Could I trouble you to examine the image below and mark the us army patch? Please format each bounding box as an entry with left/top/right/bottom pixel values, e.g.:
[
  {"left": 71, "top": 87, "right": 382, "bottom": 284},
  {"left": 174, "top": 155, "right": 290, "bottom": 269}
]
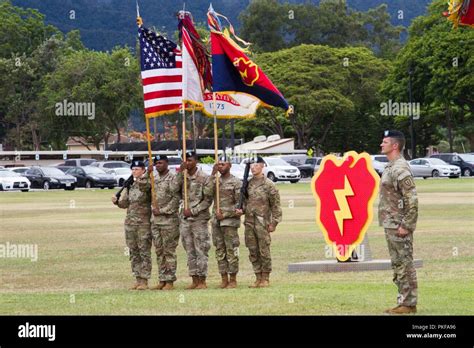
[{"left": 400, "top": 176, "right": 415, "bottom": 190}]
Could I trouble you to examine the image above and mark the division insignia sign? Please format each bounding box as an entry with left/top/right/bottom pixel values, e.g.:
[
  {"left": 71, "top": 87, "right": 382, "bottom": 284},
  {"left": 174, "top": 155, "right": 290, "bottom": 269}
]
[{"left": 312, "top": 151, "right": 380, "bottom": 261}]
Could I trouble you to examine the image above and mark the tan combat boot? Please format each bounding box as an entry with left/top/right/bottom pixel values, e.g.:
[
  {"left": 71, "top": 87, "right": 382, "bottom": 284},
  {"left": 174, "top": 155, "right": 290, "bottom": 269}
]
[
  {"left": 259, "top": 272, "right": 270, "bottom": 288},
  {"left": 136, "top": 278, "right": 149, "bottom": 290},
  {"left": 385, "top": 305, "right": 417, "bottom": 314},
  {"left": 150, "top": 281, "right": 166, "bottom": 290},
  {"left": 249, "top": 273, "right": 262, "bottom": 288},
  {"left": 219, "top": 273, "right": 229, "bottom": 289},
  {"left": 227, "top": 273, "right": 237, "bottom": 289},
  {"left": 129, "top": 277, "right": 141, "bottom": 290},
  {"left": 196, "top": 276, "right": 207, "bottom": 289},
  {"left": 186, "top": 275, "right": 199, "bottom": 290},
  {"left": 162, "top": 281, "right": 174, "bottom": 291}
]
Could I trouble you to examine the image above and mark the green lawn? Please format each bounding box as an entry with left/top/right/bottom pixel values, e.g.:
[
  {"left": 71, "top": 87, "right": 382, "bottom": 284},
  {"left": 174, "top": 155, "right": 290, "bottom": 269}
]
[{"left": 0, "top": 178, "right": 473, "bottom": 315}]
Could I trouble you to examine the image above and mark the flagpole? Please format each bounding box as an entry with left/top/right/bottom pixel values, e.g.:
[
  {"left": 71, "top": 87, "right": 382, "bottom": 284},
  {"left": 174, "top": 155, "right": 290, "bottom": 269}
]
[
  {"left": 145, "top": 116, "right": 157, "bottom": 209},
  {"left": 192, "top": 106, "right": 197, "bottom": 152},
  {"left": 213, "top": 92, "right": 220, "bottom": 211},
  {"left": 182, "top": 102, "right": 188, "bottom": 211}
]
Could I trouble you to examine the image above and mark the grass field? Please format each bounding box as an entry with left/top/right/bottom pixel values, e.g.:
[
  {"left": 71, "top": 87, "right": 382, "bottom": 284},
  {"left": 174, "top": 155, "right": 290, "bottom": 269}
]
[{"left": 1, "top": 178, "right": 473, "bottom": 315}]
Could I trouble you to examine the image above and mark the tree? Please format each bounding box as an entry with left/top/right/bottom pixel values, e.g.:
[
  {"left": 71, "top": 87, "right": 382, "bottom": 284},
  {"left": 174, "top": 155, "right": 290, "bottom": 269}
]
[
  {"left": 381, "top": 0, "right": 474, "bottom": 153},
  {"left": 235, "top": 44, "right": 390, "bottom": 153}
]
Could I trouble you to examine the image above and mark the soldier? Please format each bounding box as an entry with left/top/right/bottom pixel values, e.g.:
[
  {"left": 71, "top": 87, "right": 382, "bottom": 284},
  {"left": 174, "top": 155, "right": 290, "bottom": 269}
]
[
  {"left": 210, "top": 156, "right": 242, "bottom": 289},
  {"left": 379, "top": 130, "right": 419, "bottom": 314},
  {"left": 236, "top": 156, "right": 282, "bottom": 288},
  {"left": 177, "top": 151, "right": 214, "bottom": 290},
  {"left": 111, "top": 160, "right": 152, "bottom": 290},
  {"left": 138, "top": 155, "right": 180, "bottom": 291}
]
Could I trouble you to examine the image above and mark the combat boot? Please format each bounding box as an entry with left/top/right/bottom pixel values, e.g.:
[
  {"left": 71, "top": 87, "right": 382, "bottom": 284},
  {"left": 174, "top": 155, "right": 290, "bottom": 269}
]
[
  {"left": 162, "top": 281, "right": 174, "bottom": 291},
  {"left": 150, "top": 281, "right": 166, "bottom": 290},
  {"left": 196, "top": 276, "right": 207, "bottom": 289},
  {"left": 136, "top": 278, "right": 149, "bottom": 290},
  {"left": 227, "top": 273, "right": 237, "bottom": 289},
  {"left": 259, "top": 272, "right": 270, "bottom": 288},
  {"left": 219, "top": 273, "right": 229, "bottom": 289},
  {"left": 385, "top": 305, "right": 417, "bottom": 314},
  {"left": 186, "top": 275, "right": 199, "bottom": 290},
  {"left": 249, "top": 273, "right": 262, "bottom": 288},
  {"left": 129, "top": 277, "right": 141, "bottom": 290}
]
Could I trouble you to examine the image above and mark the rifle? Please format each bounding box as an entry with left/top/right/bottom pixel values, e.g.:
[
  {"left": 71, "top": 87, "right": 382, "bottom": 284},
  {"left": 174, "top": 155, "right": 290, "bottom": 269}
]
[
  {"left": 238, "top": 161, "right": 251, "bottom": 210},
  {"left": 115, "top": 175, "right": 134, "bottom": 200}
]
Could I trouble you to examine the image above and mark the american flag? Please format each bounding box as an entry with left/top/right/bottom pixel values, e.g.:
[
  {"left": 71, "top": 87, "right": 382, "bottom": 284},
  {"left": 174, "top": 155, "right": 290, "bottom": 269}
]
[{"left": 139, "top": 26, "right": 182, "bottom": 118}]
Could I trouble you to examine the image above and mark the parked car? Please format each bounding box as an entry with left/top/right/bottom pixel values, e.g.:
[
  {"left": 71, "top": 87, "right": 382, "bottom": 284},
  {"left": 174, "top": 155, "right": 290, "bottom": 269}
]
[
  {"left": 56, "top": 166, "right": 74, "bottom": 173},
  {"left": 241, "top": 157, "right": 300, "bottom": 183},
  {"left": 370, "top": 155, "right": 389, "bottom": 176},
  {"left": 57, "top": 158, "right": 97, "bottom": 167},
  {"left": 24, "top": 166, "right": 77, "bottom": 190},
  {"left": 66, "top": 166, "right": 116, "bottom": 189},
  {"left": 91, "top": 161, "right": 130, "bottom": 169},
  {"left": 430, "top": 153, "right": 474, "bottom": 177},
  {"left": 105, "top": 167, "right": 132, "bottom": 186},
  {"left": 9, "top": 167, "right": 30, "bottom": 175},
  {"left": 409, "top": 158, "right": 460, "bottom": 178},
  {"left": 289, "top": 157, "right": 322, "bottom": 178},
  {"left": 0, "top": 169, "right": 30, "bottom": 192}
]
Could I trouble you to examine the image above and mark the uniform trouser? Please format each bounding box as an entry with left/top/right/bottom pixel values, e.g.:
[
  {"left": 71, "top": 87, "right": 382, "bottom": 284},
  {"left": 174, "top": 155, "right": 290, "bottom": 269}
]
[
  {"left": 385, "top": 228, "right": 418, "bottom": 306},
  {"left": 211, "top": 223, "right": 240, "bottom": 274},
  {"left": 244, "top": 218, "right": 272, "bottom": 273},
  {"left": 125, "top": 224, "right": 152, "bottom": 279},
  {"left": 180, "top": 218, "right": 210, "bottom": 277},
  {"left": 151, "top": 223, "right": 180, "bottom": 282}
]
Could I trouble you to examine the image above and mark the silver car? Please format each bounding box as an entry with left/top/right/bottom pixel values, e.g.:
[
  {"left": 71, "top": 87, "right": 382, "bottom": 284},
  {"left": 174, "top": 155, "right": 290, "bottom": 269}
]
[{"left": 409, "top": 158, "right": 460, "bottom": 179}]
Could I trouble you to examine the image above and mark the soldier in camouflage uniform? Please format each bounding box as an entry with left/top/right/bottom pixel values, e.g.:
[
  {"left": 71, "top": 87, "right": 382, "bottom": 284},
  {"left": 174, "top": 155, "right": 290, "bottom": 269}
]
[
  {"left": 237, "top": 156, "right": 282, "bottom": 288},
  {"left": 138, "top": 155, "right": 180, "bottom": 291},
  {"left": 378, "top": 130, "right": 419, "bottom": 314},
  {"left": 210, "top": 157, "right": 242, "bottom": 289},
  {"left": 112, "top": 160, "right": 152, "bottom": 290},
  {"left": 176, "top": 151, "right": 214, "bottom": 290}
]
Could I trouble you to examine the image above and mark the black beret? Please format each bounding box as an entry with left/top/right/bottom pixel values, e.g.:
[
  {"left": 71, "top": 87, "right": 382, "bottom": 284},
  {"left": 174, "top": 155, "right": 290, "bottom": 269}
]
[
  {"left": 255, "top": 156, "right": 265, "bottom": 164},
  {"left": 218, "top": 155, "right": 231, "bottom": 162},
  {"left": 186, "top": 151, "right": 198, "bottom": 160},
  {"left": 383, "top": 130, "right": 405, "bottom": 139},
  {"left": 130, "top": 160, "right": 145, "bottom": 169},
  {"left": 153, "top": 155, "right": 168, "bottom": 163}
]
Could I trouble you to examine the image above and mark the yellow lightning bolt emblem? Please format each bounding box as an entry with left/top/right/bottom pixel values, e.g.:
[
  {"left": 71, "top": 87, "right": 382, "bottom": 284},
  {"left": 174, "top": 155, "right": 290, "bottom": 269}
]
[{"left": 333, "top": 175, "right": 354, "bottom": 236}]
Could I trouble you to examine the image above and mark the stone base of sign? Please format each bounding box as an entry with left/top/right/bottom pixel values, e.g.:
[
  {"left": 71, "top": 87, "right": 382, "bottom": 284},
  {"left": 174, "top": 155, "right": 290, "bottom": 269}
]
[{"left": 288, "top": 259, "right": 423, "bottom": 273}]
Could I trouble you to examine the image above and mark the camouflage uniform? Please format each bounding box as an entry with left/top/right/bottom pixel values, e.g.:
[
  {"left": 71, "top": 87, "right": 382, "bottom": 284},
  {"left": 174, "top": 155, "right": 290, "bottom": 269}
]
[
  {"left": 138, "top": 171, "right": 180, "bottom": 282},
  {"left": 244, "top": 176, "right": 282, "bottom": 274},
  {"left": 211, "top": 174, "right": 242, "bottom": 275},
  {"left": 117, "top": 178, "right": 152, "bottom": 280},
  {"left": 177, "top": 169, "right": 214, "bottom": 277},
  {"left": 378, "top": 155, "right": 419, "bottom": 307}
]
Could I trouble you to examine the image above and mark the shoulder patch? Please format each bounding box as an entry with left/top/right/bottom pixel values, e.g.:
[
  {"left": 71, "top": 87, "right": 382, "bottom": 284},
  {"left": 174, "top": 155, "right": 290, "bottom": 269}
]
[{"left": 400, "top": 176, "right": 415, "bottom": 190}]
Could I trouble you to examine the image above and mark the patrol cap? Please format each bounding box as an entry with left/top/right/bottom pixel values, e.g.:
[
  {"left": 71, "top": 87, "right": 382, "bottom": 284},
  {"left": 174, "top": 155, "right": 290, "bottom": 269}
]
[
  {"left": 130, "top": 160, "right": 145, "bottom": 169},
  {"left": 383, "top": 130, "right": 405, "bottom": 139},
  {"left": 186, "top": 151, "right": 199, "bottom": 160},
  {"left": 153, "top": 155, "right": 168, "bottom": 164},
  {"left": 218, "top": 155, "right": 231, "bottom": 163}
]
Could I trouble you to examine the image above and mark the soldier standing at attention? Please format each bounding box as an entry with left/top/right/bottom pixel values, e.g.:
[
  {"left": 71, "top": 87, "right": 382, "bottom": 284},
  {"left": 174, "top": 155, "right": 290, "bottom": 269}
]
[
  {"left": 210, "top": 156, "right": 243, "bottom": 289},
  {"left": 177, "top": 152, "right": 214, "bottom": 290},
  {"left": 236, "top": 156, "right": 282, "bottom": 288},
  {"left": 111, "top": 160, "right": 152, "bottom": 290},
  {"left": 138, "top": 155, "right": 180, "bottom": 291},
  {"left": 379, "top": 130, "right": 419, "bottom": 314}
]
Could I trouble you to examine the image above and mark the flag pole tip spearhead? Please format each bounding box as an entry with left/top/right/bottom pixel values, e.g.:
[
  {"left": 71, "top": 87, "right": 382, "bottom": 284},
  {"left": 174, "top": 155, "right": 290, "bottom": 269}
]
[{"left": 137, "top": 16, "right": 143, "bottom": 27}]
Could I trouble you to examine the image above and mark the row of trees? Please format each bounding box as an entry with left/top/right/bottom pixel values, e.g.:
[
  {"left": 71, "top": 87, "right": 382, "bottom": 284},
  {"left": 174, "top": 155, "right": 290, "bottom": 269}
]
[{"left": 0, "top": 0, "right": 472, "bottom": 154}]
